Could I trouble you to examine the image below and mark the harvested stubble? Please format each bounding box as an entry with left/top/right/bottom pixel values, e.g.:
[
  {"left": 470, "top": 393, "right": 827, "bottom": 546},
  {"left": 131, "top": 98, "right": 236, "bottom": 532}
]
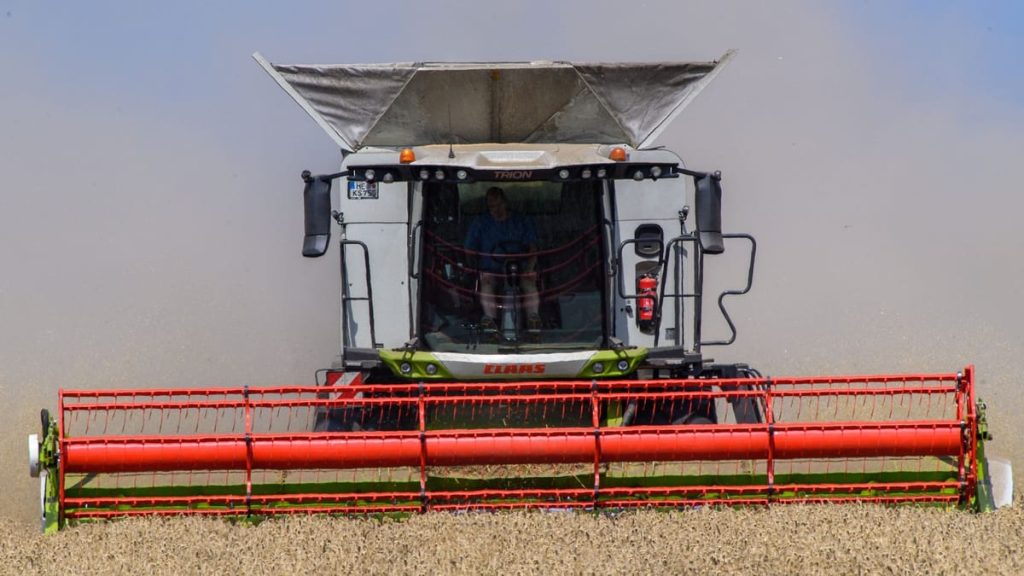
[{"left": 2, "top": 502, "right": 1023, "bottom": 576}]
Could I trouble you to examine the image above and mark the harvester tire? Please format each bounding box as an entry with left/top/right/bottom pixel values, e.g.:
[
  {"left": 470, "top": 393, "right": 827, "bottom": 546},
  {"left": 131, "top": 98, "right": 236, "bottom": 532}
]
[{"left": 673, "top": 415, "right": 715, "bottom": 426}]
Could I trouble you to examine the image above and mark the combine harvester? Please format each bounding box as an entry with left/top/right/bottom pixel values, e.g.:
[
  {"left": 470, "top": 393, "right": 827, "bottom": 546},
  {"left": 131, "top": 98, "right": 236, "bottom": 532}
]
[{"left": 27, "top": 52, "right": 1012, "bottom": 531}]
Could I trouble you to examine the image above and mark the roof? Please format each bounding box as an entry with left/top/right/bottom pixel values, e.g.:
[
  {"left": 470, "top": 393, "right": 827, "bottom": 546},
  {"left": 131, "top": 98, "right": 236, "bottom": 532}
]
[{"left": 254, "top": 52, "right": 734, "bottom": 152}]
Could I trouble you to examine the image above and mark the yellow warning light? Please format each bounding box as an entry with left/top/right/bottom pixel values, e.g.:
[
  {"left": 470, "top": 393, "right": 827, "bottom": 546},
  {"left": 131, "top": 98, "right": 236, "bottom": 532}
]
[
  {"left": 399, "top": 148, "right": 416, "bottom": 163},
  {"left": 609, "top": 147, "right": 628, "bottom": 161}
]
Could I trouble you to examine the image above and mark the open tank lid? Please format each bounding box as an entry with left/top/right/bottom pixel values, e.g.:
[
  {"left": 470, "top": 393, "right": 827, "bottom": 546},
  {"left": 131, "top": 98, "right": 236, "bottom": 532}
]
[{"left": 254, "top": 51, "right": 734, "bottom": 152}]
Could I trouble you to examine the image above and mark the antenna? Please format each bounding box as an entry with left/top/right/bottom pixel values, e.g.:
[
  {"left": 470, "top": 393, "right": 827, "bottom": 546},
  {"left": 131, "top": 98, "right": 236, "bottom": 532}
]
[{"left": 447, "top": 100, "right": 455, "bottom": 159}]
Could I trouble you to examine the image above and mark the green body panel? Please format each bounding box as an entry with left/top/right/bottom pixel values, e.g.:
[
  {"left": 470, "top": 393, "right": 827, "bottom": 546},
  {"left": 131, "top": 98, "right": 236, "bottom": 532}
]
[
  {"left": 378, "top": 350, "right": 455, "bottom": 380},
  {"left": 39, "top": 417, "right": 60, "bottom": 533},
  {"left": 575, "top": 348, "right": 646, "bottom": 378},
  {"left": 379, "top": 348, "right": 647, "bottom": 380},
  {"left": 974, "top": 399, "right": 993, "bottom": 512}
]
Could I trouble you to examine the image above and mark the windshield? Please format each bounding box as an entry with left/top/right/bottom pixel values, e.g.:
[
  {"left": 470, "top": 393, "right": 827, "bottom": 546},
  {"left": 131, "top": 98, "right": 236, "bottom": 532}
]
[{"left": 419, "top": 180, "right": 605, "bottom": 353}]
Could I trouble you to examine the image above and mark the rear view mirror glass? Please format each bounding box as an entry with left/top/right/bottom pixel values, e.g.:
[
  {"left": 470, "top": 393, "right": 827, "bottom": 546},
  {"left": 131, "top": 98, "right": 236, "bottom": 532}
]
[
  {"left": 695, "top": 174, "right": 724, "bottom": 255},
  {"left": 302, "top": 173, "right": 333, "bottom": 257}
]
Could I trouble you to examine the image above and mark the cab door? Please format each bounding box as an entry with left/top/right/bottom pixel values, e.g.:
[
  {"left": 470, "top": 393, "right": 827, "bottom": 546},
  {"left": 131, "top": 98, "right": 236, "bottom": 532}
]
[{"left": 335, "top": 165, "right": 414, "bottom": 353}]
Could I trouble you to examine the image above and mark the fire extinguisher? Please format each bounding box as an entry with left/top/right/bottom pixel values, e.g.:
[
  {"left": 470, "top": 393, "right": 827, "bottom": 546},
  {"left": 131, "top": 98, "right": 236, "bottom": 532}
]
[{"left": 637, "top": 274, "right": 657, "bottom": 329}]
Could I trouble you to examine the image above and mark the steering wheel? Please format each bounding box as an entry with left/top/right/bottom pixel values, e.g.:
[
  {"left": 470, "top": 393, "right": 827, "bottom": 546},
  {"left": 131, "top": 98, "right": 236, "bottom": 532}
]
[{"left": 491, "top": 240, "right": 527, "bottom": 274}]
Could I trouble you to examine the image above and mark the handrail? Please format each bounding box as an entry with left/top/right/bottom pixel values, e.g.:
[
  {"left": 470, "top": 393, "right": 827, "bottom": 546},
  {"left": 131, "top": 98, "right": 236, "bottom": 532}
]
[
  {"left": 615, "top": 232, "right": 756, "bottom": 349},
  {"left": 339, "top": 240, "right": 378, "bottom": 350},
  {"left": 700, "top": 233, "right": 756, "bottom": 347},
  {"left": 408, "top": 221, "right": 423, "bottom": 280}
]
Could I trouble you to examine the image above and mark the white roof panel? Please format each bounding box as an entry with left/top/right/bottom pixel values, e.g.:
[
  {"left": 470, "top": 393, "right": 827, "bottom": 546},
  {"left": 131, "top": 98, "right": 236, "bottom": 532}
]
[{"left": 255, "top": 52, "right": 734, "bottom": 152}]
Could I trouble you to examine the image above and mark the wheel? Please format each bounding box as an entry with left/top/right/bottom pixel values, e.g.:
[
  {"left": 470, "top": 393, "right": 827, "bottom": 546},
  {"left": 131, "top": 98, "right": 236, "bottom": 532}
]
[
  {"left": 313, "top": 407, "right": 366, "bottom": 432},
  {"left": 28, "top": 434, "right": 40, "bottom": 478},
  {"left": 672, "top": 414, "right": 715, "bottom": 425}
]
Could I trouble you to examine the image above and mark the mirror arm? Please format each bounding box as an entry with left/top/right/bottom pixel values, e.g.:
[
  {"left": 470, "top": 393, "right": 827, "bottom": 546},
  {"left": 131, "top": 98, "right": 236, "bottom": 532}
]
[
  {"left": 303, "top": 169, "right": 350, "bottom": 183},
  {"left": 675, "top": 167, "right": 720, "bottom": 180},
  {"left": 300, "top": 169, "right": 351, "bottom": 258}
]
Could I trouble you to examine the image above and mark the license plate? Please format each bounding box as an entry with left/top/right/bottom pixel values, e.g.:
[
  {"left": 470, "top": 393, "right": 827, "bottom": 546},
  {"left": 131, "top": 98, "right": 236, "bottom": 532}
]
[{"left": 347, "top": 181, "right": 379, "bottom": 200}]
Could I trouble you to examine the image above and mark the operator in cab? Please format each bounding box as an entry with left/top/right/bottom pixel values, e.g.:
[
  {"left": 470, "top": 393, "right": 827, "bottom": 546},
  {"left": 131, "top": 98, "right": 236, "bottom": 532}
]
[{"left": 464, "top": 186, "right": 541, "bottom": 333}]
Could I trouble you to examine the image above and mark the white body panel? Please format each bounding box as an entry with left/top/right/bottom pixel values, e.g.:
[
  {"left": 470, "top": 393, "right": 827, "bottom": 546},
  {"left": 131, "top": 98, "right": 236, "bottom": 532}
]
[
  {"left": 334, "top": 144, "right": 705, "bottom": 353},
  {"left": 338, "top": 222, "right": 411, "bottom": 349},
  {"left": 610, "top": 152, "right": 692, "bottom": 349},
  {"left": 433, "top": 351, "right": 596, "bottom": 379},
  {"left": 337, "top": 153, "right": 414, "bottom": 350}
]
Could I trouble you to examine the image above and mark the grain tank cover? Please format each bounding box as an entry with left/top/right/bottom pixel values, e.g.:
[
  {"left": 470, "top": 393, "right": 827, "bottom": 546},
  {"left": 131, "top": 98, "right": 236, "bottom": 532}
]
[{"left": 254, "top": 52, "right": 734, "bottom": 152}]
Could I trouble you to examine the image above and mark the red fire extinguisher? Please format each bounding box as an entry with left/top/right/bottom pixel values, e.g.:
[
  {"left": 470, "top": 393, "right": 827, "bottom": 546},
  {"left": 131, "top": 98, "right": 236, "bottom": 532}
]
[{"left": 637, "top": 274, "right": 657, "bottom": 327}]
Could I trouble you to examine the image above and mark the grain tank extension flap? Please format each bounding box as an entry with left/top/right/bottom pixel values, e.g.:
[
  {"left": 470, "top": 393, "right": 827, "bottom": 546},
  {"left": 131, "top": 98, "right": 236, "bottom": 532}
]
[{"left": 253, "top": 51, "right": 734, "bottom": 152}]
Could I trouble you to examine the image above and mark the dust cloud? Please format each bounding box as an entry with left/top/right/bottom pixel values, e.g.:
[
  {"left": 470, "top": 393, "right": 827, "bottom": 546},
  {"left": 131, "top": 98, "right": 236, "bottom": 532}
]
[{"left": 1, "top": 0, "right": 1021, "bottom": 543}]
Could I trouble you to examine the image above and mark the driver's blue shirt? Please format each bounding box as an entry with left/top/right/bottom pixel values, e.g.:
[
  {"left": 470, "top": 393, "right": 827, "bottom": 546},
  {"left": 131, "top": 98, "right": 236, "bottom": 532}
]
[{"left": 465, "top": 213, "right": 538, "bottom": 273}]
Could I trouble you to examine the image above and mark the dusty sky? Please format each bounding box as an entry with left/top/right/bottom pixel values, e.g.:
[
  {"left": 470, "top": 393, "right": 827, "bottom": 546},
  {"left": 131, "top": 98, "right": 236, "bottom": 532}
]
[{"left": 1, "top": 1, "right": 1022, "bottom": 523}]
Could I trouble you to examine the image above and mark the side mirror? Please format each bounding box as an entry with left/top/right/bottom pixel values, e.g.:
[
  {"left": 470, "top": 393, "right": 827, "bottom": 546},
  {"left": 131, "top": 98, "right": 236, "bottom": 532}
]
[
  {"left": 302, "top": 171, "right": 333, "bottom": 257},
  {"left": 695, "top": 173, "right": 725, "bottom": 255}
]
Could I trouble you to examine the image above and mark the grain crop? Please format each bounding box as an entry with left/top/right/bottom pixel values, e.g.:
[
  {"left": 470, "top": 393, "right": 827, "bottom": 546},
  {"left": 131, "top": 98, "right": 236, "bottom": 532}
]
[{"left": 2, "top": 503, "right": 1023, "bottom": 576}]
